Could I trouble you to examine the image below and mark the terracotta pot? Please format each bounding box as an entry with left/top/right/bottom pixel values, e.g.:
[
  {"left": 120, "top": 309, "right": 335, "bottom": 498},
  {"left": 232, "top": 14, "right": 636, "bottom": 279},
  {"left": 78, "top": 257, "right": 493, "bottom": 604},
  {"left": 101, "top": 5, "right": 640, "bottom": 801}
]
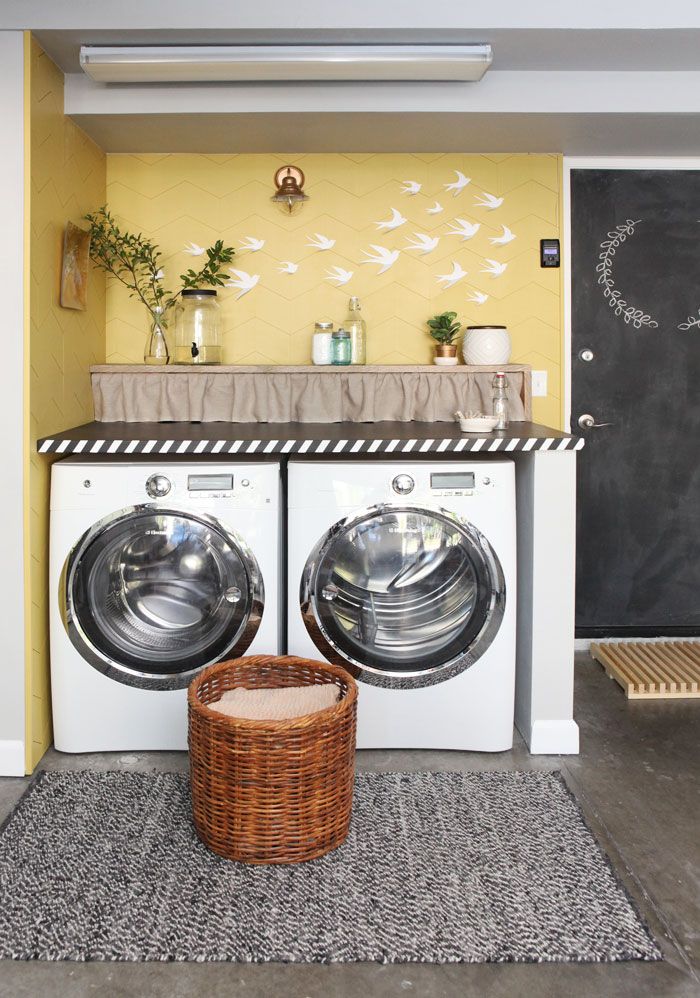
[{"left": 435, "top": 344, "right": 457, "bottom": 358}]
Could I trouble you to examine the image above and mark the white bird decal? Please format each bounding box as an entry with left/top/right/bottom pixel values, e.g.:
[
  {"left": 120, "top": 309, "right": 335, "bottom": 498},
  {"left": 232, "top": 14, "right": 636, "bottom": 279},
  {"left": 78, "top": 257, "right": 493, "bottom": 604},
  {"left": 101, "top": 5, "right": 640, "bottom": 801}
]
[
  {"left": 375, "top": 207, "right": 407, "bottom": 231},
  {"left": 225, "top": 268, "right": 260, "bottom": 299},
  {"left": 306, "top": 233, "right": 336, "bottom": 251},
  {"left": 154, "top": 269, "right": 165, "bottom": 280},
  {"left": 183, "top": 241, "right": 205, "bottom": 256},
  {"left": 436, "top": 261, "right": 468, "bottom": 289},
  {"left": 278, "top": 261, "right": 299, "bottom": 274},
  {"left": 467, "top": 290, "right": 489, "bottom": 305},
  {"left": 481, "top": 258, "right": 508, "bottom": 277},
  {"left": 446, "top": 218, "right": 481, "bottom": 241},
  {"left": 325, "top": 266, "right": 354, "bottom": 286},
  {"left": 404, "top": 233, "right": 440, "bottom": 255},
  {"left": 489, "top": 225, "right": 516, "bottom": 245},
  {"left": 361, "top": 245, "right": 400, "bottom": 275},
  {"left": 239, "top": 236, "right": 265, "bottom": 252},
  {"left": 444, "top": 171, "right": 471, "bottom": 196},
  {"left": 401, "top": 180, "right": 422, "bottom": 195},
  {"left": 474, "top": 191, "right": 504, "bottom": 210},
  {"left": 426, "top": 201, "right": 444, "bottom": 215}
]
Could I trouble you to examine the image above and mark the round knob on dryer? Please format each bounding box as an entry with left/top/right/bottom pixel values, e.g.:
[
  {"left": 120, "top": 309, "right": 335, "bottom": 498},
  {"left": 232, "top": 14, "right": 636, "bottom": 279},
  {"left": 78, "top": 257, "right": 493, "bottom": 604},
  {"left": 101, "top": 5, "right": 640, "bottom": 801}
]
[
  {"left": 145, "top": 474, "right": 171, "bottom": 499},
  {"left": 392, "top": 474, "right": 415, "bottom": 495}
]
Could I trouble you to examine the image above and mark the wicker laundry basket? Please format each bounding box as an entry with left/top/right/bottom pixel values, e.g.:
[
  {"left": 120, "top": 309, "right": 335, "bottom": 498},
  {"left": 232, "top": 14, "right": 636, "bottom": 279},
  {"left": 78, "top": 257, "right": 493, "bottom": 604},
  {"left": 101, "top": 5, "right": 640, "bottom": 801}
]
[{"left": 188, "top": 655, "right": 358, "bottom": 864}]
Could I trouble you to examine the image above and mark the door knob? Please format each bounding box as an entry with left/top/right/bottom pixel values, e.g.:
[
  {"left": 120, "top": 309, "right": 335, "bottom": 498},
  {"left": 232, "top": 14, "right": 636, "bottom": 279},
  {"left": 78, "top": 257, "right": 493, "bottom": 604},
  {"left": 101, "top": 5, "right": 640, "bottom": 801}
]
[{"left": 578, "top": 414, "right": 612, "bottom": 430}]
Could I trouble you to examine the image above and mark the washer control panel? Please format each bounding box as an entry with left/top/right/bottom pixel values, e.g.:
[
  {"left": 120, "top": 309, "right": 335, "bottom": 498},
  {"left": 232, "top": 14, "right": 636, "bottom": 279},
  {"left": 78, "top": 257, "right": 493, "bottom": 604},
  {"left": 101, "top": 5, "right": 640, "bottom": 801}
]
[
  {"left": 186, "top": 473, "right": 235, "bottom": 499},
  {"left": 429, "top": 471, "right": 475, "bottom": 497}
]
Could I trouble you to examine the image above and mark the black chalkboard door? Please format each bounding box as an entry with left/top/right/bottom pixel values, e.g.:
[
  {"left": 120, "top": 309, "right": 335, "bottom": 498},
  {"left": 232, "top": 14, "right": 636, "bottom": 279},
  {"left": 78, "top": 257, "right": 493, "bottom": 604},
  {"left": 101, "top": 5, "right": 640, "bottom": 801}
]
[{"left": 571, "top": 169, "right": 700, "bottom": 636}]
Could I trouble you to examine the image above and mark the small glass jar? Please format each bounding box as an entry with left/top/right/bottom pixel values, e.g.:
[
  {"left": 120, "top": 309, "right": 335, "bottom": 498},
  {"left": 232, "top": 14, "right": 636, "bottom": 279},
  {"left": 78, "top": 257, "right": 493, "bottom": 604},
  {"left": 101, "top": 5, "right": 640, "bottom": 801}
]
[
  {"left": 312, "top": 320, "right": 333, "bottom": 365},
  {"left": 331, "top": 329, "right": 352, "bottom": 365},
  {"left": 174, "top": 289, "right": 222, "bottom": 364}
]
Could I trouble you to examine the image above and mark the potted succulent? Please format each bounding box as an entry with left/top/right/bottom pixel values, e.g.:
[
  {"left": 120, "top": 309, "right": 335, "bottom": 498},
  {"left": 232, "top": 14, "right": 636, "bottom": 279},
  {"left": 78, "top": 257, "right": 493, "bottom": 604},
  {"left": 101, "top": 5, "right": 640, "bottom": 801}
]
[
  {"left": 85, "top": 206, "right": 234, "bottom": 365},
  {"left": 427, "top": 311, "right": 462, "bottom": 366}
]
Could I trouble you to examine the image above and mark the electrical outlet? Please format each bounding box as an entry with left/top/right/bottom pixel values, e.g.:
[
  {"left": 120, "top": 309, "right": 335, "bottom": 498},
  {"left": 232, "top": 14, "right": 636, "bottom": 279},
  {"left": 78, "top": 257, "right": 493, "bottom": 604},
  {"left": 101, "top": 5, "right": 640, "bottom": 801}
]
[{"left": 531, "top": 370, "right": 548, "bottom": 397}]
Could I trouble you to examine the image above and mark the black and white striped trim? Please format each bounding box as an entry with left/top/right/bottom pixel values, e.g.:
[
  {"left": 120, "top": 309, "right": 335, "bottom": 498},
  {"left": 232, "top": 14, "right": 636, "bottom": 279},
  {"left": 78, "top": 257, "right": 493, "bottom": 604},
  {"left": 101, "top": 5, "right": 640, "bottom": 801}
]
[{"left": 38, "top": 435, "right": 584, "bottom": 456}]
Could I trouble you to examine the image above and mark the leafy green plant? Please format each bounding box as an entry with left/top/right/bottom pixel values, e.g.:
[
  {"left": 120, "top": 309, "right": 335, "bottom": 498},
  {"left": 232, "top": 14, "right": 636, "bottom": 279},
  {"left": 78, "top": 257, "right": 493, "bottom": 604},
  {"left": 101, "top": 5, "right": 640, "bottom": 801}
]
[
  {"left": 84, "top": 206, "right": 235, "bottom": 323},
  {"left": 427, "top": 311, "right": 461, "bottom": 346}
]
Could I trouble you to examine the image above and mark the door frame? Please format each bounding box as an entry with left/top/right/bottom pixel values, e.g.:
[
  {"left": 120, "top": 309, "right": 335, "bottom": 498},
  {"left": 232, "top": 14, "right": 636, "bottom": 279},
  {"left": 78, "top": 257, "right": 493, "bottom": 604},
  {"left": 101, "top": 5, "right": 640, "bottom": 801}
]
[{"left": 562, "top": 156, "right": 700, "bottom": 433}]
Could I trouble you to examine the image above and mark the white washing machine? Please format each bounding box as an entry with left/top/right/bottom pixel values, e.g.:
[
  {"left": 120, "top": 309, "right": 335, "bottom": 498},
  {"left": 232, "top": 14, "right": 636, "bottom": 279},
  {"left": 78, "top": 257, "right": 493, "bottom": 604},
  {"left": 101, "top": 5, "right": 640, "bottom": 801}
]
[
  {"left": 287, "top": 460, "right": 516, "bottom": 751},
  {"left": 50, "top": 459, "right": 281, "bottom": 752}
]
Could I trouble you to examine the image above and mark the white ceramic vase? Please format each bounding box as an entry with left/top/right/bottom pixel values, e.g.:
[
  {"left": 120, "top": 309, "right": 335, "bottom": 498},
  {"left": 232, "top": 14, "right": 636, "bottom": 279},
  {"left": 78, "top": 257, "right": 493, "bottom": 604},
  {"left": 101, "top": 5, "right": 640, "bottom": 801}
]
[{"left": 462, "top": 325, "right": 511, "bottom": 366}]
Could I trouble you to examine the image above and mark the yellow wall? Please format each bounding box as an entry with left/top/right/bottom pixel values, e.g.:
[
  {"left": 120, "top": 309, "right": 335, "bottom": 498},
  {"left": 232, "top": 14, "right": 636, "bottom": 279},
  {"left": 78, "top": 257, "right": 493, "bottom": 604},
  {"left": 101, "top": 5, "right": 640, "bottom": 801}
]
[
  {"left": 25, "top": 37, "right": 106, "bottom": 771},
  {"left": 105, "top": 153, "right": 563, "bottom": 426}
]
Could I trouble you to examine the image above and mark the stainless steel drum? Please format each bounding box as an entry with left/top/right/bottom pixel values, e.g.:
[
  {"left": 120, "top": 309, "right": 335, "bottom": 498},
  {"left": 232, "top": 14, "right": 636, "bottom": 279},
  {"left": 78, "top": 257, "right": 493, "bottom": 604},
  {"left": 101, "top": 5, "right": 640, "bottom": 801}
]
[
  {"left": 61, "top": 506, "right": 264, "bottom": 690},
  {"left": 300, "top": 504, "right": 505, "bottom": 689}
]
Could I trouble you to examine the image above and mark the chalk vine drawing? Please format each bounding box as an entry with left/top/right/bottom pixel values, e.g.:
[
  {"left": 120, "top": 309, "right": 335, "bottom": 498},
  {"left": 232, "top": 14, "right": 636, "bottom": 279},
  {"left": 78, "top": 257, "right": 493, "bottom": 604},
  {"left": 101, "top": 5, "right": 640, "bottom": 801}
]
[
  {"left": 596, "top": 220, "right": 659, "bottom": 329},
  {"left": 678, "top": 310, "right": 700, "bottom": 331}
]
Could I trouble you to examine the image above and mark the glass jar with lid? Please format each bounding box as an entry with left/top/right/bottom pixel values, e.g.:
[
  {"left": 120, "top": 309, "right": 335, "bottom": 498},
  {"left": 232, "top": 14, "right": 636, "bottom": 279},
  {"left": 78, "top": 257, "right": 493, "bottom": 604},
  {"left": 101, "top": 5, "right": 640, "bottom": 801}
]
[
  {"left": 331, "top": 329, "right": 352, "bottom": 365},
  {"left": 174, "top": 289, "right": 222, "bottom": 364}
]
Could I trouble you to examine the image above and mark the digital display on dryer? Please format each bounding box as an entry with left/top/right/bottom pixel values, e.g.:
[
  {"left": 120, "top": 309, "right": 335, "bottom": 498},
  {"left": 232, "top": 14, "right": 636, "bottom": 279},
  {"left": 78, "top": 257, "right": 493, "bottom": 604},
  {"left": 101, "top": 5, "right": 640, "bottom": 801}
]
[
  {"left": 187, "top": 474, "right": 233, "bottom": 491},
  {"left": 431, "top": 473, "right": 475, "bottom": 490}
]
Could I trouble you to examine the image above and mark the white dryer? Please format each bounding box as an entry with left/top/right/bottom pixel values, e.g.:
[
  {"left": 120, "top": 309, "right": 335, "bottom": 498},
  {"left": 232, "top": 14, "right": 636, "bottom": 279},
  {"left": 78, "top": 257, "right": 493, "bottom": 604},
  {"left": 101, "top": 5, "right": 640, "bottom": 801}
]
[
  {"left": 287, "top": 460, "right": 516, "bottom": 751},
  {"left": 50, "top": 460, "right": 281, "bottom": 752}
]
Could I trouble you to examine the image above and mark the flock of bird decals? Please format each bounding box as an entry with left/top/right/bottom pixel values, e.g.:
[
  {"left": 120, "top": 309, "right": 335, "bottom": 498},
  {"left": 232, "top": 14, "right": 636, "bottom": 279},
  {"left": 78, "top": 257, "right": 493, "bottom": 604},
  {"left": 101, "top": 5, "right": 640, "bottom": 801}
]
[{"left": 181, "top": 172, "right": 515, "bottom": 300}]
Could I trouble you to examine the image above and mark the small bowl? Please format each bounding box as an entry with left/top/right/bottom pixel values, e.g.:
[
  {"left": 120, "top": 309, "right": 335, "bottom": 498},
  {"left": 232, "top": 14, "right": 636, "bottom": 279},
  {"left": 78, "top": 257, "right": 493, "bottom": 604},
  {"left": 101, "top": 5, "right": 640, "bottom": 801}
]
[
  {"left": 433, "top": 356, "right": 459, "bottom": 367},
  {"left": 457, "top": 415, "right": 499, "bottom": 433}
]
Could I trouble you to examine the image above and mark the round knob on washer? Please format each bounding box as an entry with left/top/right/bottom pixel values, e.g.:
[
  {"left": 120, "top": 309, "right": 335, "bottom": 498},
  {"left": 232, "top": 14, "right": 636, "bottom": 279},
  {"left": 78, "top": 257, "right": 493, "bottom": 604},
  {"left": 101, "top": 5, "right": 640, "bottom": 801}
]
[
  {"left": 392, "top": 474, "right": 415, "bottom": 496},
  {"left": 145, "top": 473, "right": 171, "bottom": 499}
]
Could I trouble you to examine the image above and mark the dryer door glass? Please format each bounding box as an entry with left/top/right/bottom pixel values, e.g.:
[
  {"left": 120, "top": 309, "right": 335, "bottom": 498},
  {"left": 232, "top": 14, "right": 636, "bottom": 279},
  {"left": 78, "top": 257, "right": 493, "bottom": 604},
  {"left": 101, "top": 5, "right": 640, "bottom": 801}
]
[
  {"left": 303, "top": 507, "right": 504, "bottom": 689},
  {"left": 65, "top": 508, "right": 263, "bottom": 690}
]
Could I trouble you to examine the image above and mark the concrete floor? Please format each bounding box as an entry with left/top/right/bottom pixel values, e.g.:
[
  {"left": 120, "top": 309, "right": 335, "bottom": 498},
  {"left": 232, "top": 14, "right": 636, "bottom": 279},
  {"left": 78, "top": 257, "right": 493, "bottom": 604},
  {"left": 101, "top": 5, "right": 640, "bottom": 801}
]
[{"left": 0, "top": 653, "right": 698, "bottom": 998}]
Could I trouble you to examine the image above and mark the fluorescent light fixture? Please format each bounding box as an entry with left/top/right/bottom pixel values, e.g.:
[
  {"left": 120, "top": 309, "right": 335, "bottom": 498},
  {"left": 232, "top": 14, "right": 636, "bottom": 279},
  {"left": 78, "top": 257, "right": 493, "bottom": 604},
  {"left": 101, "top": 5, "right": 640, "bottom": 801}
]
[{"left": 79, "top": 44, "right": 493, "bottom": 84}]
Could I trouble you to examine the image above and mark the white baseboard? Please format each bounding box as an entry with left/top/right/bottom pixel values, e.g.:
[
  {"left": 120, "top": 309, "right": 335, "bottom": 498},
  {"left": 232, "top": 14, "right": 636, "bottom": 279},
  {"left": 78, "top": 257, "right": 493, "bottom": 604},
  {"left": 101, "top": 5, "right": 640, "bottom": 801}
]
[
  {"left": 528, "top": 719, "right": 579, "bottom": 755},
  {"left": 0, "top": 739, "right": 25, "bottom": 776}
]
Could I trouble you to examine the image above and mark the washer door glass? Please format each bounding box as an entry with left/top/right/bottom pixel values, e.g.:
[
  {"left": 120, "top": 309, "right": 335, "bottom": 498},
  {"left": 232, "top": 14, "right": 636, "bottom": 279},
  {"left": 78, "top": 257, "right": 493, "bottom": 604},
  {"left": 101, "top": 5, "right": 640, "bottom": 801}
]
[
  {"left": 303, "top": 506, "right": 504, "bottom": 688},
  {"left": 65, "top": 508, "right": 263, "bottom": 689}
]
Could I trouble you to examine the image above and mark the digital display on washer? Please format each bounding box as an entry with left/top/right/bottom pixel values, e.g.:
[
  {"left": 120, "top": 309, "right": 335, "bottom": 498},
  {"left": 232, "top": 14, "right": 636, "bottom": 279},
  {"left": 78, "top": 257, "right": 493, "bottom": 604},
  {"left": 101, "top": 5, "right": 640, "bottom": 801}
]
[
  {"left": 430, "top": 472, "right": 475, "bottom": 490},
  {"left": 187, "top": 474, "right": 233, "bottom": 491}
]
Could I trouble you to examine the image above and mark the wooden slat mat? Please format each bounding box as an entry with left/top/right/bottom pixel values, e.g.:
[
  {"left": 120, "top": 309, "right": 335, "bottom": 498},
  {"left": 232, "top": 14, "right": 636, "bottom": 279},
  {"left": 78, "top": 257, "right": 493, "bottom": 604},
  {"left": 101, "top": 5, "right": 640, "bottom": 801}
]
[{"left": 591, "top": 641, "right": 700, "bottom": 699}]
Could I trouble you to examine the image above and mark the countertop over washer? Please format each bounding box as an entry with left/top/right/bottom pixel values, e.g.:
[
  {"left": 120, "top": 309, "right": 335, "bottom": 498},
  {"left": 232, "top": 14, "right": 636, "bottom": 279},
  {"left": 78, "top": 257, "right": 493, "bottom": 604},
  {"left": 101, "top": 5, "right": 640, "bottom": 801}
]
[{"left": 37, "top": 420, "right": 583, "bottom": 456}]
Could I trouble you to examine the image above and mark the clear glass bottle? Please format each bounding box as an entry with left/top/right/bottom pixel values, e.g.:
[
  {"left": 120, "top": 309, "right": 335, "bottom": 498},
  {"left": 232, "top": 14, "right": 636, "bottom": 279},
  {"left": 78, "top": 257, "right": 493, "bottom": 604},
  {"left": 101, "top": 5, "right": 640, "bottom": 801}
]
[
  {"left": 144, "top": 308, "right": 170, "bottom": 366},
  {"left": 345, "top": 296, "right": 367, "bottom": 365},
  {"left": 331, "top": 329, "right": 352, "bottom": 365},
  {"left": 174, "top": 289, "right": 222, "bottom": 364},
  {"left": 492, "top": 371, "right": 509, "bottom": 430}
]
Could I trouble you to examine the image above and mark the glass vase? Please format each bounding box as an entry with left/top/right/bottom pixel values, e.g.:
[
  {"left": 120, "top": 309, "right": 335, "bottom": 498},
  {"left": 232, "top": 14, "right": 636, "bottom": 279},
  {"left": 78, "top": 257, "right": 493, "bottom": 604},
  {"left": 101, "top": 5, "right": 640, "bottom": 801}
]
[{"left": 144, "top": 313, "right": 170, "bottom": 366}]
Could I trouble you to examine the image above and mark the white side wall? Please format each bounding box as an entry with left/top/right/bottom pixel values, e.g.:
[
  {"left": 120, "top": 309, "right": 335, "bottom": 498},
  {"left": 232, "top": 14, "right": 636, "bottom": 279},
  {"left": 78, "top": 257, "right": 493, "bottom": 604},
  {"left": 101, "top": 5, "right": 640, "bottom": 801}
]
[{"left": 0, "top": 30, "right": 26, "bottom": 776}]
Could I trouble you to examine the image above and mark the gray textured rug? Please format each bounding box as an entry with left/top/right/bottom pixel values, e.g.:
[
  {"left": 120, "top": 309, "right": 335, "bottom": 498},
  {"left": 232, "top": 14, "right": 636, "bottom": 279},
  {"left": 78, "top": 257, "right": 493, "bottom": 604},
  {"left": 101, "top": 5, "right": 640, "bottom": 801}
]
[{"left": 0, "top": 770, "right": 659, "bottom": 963}]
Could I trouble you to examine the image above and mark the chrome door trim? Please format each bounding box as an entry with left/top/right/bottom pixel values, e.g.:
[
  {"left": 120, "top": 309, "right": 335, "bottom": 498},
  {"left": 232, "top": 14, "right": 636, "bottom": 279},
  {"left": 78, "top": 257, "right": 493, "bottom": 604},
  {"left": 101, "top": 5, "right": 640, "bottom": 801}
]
[
  {"left": 60, "top": 504, "right": 264, "bottom": 690},
  {"left": 300, "top": 502, "right": 506, "bottom": 690}
]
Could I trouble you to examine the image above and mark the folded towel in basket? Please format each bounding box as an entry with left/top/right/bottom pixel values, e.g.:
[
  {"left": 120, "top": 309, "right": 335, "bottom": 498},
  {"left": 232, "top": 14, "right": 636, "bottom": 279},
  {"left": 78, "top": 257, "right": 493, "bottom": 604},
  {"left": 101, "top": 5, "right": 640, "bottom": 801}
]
[{"left": 210, "top": 684, "right": 340, "bottom": 721}]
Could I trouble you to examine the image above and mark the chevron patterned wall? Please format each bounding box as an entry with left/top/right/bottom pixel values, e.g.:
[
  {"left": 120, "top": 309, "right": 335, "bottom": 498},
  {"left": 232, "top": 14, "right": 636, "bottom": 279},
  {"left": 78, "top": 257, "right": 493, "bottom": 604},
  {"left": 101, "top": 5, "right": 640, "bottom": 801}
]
[
  {"left": 105, "top": 153, "right": 563, "bottom": 427},
  {"left": 27, "top": 38, "right": 106, "bottom": 770}
]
